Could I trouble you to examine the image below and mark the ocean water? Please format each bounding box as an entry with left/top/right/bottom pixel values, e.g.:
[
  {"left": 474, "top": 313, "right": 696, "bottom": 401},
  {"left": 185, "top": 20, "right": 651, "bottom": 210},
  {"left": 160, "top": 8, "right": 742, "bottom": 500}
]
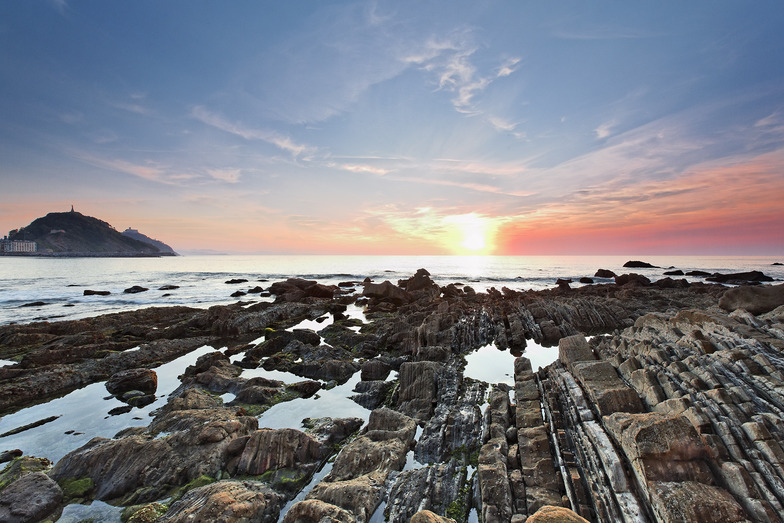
[{"left": 0, "top": 254, "right": 781, "bottom": 326}]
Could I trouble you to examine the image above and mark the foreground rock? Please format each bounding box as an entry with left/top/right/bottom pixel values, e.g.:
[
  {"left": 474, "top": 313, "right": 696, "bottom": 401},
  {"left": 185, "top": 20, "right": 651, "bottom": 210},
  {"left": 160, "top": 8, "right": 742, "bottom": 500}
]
[{"left": 2, "top": 270, "right": 784, "bottom": 522}]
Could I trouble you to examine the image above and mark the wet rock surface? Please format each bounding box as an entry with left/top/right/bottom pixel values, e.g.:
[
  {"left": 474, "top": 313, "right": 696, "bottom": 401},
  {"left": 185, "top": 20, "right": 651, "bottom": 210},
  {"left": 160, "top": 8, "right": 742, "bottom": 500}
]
[{"left": 1, "top": 271, "right": 784, "bottom": 521}]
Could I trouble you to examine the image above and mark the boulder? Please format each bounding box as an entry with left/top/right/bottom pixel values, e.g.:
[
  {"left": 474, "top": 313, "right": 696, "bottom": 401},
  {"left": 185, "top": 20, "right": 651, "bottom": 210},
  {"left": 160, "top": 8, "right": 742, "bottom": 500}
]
[
  {"left": 0, "top": 471, "right": 63, "bottom": 523},
  {"left": 235, "top": 428, "right": 324, "bottom": 476},
  {"left": 594, "top": 269, "right": 616, "bottom": 278},
  {"left": 719, "top": 283, "right": 784, "bottom": 315},
  {"left": 615, "top": 273, "right": 651, "bottom": 286},
  {"left": 707, "top": 270, "right": 773, "bottom": 284},
  {"left": 84, "top": 289, "right": 111, "bottom": 296},
  {"left": 105, "top": 368, "right": 157, "bottom": 396},
  {"left": 124, "top": 286, "right": 149, "bottom": 294}
]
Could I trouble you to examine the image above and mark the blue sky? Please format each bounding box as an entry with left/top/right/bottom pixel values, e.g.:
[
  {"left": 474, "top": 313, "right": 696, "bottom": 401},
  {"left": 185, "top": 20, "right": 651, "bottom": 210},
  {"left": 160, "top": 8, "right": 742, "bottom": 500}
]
[{"left": 2, "top": 1, "right": 783, "bottom": 254}]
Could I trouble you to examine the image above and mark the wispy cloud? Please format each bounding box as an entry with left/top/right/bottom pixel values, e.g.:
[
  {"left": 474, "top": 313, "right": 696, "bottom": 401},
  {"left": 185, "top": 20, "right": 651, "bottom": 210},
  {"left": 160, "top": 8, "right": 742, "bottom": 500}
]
[
  {"left": 192, "top": 106, "right": 318, "bottom": 159},
  {"left": 404, "top": 31, "right": 521, "bottom": 114},
  {"left": 206, "top": 168, "right": 241, "bottom": 183},
  {"left": 329, "top": 162, "right": 391, "bottom": 176},
  {"left": 594, "top": 120, "right": 616, "bottom": 139}
]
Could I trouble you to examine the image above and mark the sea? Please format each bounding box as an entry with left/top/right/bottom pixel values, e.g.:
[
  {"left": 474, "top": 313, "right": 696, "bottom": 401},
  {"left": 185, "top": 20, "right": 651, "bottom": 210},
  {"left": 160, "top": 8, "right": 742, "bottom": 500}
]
[
  {"left": 1, "top": 254, "right": 782, "bottom": 326},
  {"left": 0, "top": 254, "right": 782, "bottom": 522}
]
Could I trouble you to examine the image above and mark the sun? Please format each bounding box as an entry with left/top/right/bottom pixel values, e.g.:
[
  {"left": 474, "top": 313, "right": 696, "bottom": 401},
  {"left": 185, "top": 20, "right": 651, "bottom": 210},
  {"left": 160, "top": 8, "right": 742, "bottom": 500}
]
[{"left": 445, "top": 213, "right": 493, "bottom": 254}]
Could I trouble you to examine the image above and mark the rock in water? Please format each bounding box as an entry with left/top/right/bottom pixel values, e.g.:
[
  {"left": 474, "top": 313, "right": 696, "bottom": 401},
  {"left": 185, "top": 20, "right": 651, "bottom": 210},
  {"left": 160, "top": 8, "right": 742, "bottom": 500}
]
[
  {"left": 105, "top": 368, "right": 157, "bottom": 396},
  {"left": 623, "top": 260, "right": 658, "bottom": 268}
]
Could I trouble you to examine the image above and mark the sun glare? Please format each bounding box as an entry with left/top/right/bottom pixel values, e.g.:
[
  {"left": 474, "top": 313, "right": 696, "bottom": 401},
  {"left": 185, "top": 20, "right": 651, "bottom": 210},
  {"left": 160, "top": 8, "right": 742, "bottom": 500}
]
[{"left": 446, "top": 213, "right": 493, "bottom": 254}]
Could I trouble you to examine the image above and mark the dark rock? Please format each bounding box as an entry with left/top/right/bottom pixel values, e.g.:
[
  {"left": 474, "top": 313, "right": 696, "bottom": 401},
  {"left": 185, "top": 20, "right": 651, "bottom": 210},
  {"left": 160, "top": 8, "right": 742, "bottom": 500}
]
[
  {"left": 225, "top": 279, "right": 248, "bottom": 284},
  {"left": 706, "top": 270, "right": 774, "bottom": 284},
  {"left": 556, "top": 278, "right": 572, "bottom": 289},
  {"left": 615, "top": 273, "right": 651, "bottom": 286},
  {"left": 230, "top": 290, "right": 246, "bottom": 298},
  {"left": 0, "top": 471, "right": 63, "bottom": 523},
  {"left": 20, "top": 301, "right": 47, "bottom": 308},
  {"left": 106, "top": 368, "right": 157, "bottom": 396},
  {"left": 594, "top": 269, "right": 617, "bottom": 278},
  {"left": 361, "top": 359, "right": 391, "bottom": 381},
  {"left": 663, "top": 269, "right": 684, "bottom": 276},
  {"left": 247, "top": 286, "right": 264, "bottom": 293},
  {"left": 623, "top": 260, "right": 658, "bottom": 268},
  {"left": 362, "top": 280, "right": 412, "bottom": 306},
  {"left": 686, "top": 270, "right": 711, "bottom": 276},
  {"left": 124, "top": 286, "right": 149, "bottom": 294},
  {"left": 158, "top": 285, "right": 179, "bottom": 291},
  {"left": 84, "top": 290, "right": 111, "bottom": 296},
  {"left": 579, "top": 277, "right": 594, "bottom": 284},
  {"left": 653, "top": 277, "right": 689, "bottom": 289},
  {"left": 0, "top": 450, "right": 22, "bottom": 464}
]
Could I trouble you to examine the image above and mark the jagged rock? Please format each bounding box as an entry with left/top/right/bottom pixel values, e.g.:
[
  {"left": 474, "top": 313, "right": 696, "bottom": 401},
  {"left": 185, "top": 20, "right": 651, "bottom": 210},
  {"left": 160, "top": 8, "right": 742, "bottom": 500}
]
[
  {"left": 387, "top": 462, "right": 466, "bottom": 522},
  {"left": 362, "top": 280, "right": 412, "bottom": 306},
  {"left": 0, "top": 471, "right": 63, "bottom": 523},
  {"left": 159, "top": 480, "right": 283, "bottom": 522},
  {"left": 49, "top": 408, "right": 258, "bottom": 503},
  {"left": 236, "top": 428, "right": 324, "bottom": 476},
  {"left": 105, "top": 368, "right": 157, "bottom": 396},
  {"left": 719, "top": 283, "right": 784, "bottom": 315},
  {"left": 648, "top": 481, "right": 749, "bottom": 522}
]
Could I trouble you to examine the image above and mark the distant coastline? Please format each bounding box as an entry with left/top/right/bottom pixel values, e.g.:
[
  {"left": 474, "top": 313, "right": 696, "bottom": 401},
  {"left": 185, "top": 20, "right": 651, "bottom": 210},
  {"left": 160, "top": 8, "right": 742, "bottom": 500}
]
[{"left": 0, "top": 251, "right": 176, "bottom": 258}]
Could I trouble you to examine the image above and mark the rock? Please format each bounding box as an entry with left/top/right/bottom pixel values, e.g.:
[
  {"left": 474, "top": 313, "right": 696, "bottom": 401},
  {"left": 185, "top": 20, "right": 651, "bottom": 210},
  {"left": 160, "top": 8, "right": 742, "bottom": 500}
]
[
  {"left": 719, "top": 283, "right": 784, "bottom": 315},
  {"left": 663, "top": 270, "right": 684, "bottom": 276},
  {"left": 0, "top": 471, "right": 63, "bottom": 523},
  {"left": 527, "top": 505, "right": 590, "bottom": 522},
  {"left": 623, "top": 260, "right": 658, "bottom": 268},
  {"left": 230, "top": 290, "right": 246, "bottom": 298},
  {"left": 361, "top": 359, "right": 391, "bottom": 381},
  {"left": 158, "top": 285, "right": 179, "bottom": 291},
  {"left": 594, "top": 269, "right": 616, "bottom": 278},
  {"left": 579, "top": 277, "right": 594, "bottom": 284},
  {"left": 84, "top": 289, "right": 111, "bottom": 296},
  {"left": 707, "top": 270, "right": 774, "bottom": 284},
  {"left": 556, "top": 278, "right": 572, "bottom": 289},
  {"left": 362, "top": 280, "right": 412, "bottom": 306},
  {"left": 648, "top": 481, "right": 749, "bottom": 522},
  {"left": 410, "top": 510, "right": 457, "bottom": 523},
  {"left": 159, "top": 480, "right": 283, "bottom": 522},
  {"left": 615, "top": 273, "right": 651, "bottom": 286},
  {"left": 105, "top": 368, "right": 157, "bottom": 396},
  {"left": 235, "top": 428, "right": 324, "bottom": 476},
  {"left": 124, "top": 286, "right": 149, "bottom": 294},
  {"left": 225, "top": 278, "right": 248, "bottom": 284},
  {"left": 0, "top": 450, "right": 22, "bottom": 464},
  {"left": 282, "top": 499, "right": 357, "bottom": 523},
  {"left": 19, "top": 301, "right": 47, "bottom": 307}
]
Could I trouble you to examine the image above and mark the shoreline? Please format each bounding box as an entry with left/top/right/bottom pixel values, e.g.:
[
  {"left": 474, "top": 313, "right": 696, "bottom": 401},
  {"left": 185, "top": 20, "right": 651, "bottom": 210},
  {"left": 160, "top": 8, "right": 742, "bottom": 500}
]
[{"left": 0, "top": 251, "right": 177, "bottom": 258}]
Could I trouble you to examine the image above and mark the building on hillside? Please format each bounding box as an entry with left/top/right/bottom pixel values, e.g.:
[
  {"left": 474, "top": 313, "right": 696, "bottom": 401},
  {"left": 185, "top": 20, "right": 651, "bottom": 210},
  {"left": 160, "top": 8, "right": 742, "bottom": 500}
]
[{"left": 1, "top": 237, "right": 37, "bottom": 252}]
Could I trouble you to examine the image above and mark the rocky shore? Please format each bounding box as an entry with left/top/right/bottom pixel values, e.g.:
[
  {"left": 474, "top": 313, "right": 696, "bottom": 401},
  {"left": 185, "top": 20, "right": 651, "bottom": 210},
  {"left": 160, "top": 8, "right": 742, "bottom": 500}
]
[{"left": 1, "top": 269, "right": 783, "bottom": 522}]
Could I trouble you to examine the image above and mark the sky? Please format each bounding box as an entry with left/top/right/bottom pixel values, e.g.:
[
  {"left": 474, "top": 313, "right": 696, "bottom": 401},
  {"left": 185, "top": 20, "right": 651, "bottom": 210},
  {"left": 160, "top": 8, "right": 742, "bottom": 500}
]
[{"left": 1, "top": 1, "right": 783, "bottom": 255}]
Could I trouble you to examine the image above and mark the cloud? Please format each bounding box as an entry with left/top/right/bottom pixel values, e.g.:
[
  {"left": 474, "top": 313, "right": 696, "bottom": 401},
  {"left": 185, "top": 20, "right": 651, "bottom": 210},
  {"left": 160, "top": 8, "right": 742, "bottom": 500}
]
[
  {"left": 594, "top": 120, "right": 616, "bottom": 139},
  {"left": 73, "top": 153, "right": 170, "bottom": 183},
  {"left": 192, "top": 106, "right": 318, "bottom": 159},
  {"left": 404, "top": 31, "right": 521, "bottom": 114},
  {"left": 329, "top": 162, "right": 391, "bottom": 176},
  {"left": 206, "top": 168, "right": 241, "bottom": 183}
]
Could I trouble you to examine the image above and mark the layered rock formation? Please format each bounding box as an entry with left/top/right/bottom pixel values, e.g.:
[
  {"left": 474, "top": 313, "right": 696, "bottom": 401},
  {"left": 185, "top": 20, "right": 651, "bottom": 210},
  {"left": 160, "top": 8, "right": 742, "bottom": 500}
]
[{"left": 1, "top": 270, "right": 783, "bottom": 522}]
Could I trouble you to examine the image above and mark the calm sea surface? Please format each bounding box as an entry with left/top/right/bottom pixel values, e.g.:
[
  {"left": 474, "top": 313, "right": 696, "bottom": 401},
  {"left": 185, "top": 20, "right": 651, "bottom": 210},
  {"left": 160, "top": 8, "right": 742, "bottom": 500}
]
[{"left": 0, "top": 254, "right": 782, "bottom": 325}]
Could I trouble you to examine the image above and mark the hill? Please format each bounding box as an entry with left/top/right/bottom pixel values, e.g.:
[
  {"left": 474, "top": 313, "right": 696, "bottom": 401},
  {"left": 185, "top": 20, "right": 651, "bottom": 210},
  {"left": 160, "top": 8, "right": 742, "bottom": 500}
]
[
  {"left": 7, "top": 211, "right": 175, "bottom": 256},
  {"left": 122, "top": 228, "right": 177, "bottom": 255}
]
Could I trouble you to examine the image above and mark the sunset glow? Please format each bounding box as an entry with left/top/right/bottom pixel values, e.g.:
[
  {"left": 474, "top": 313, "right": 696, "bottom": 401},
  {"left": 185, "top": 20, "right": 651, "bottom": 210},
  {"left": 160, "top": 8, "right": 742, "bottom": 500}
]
[{"left": 1, "top": 2, "right": 782, "bottom": 255}]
